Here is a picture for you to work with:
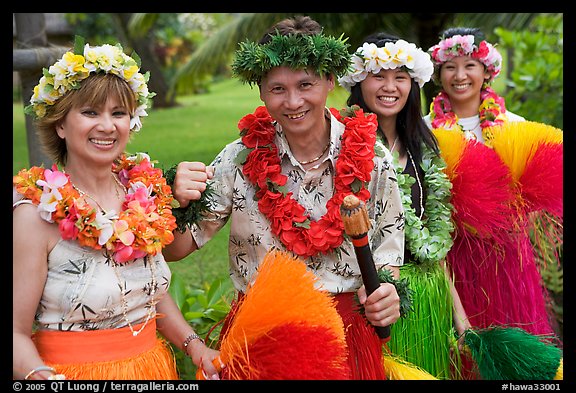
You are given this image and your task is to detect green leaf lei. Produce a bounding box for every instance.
[377,268,414,317]
[391,143,455,265]
[164,164,215,233]
[356,268,414,318]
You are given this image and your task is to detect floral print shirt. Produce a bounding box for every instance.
[192,109,405,294]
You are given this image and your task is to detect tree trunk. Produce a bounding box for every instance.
[114,13,175,108]
[14,13,54,168]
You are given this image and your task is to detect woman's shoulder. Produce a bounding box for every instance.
[13,199,57,244]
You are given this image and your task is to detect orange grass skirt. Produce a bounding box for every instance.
[33,319,178,380]
[219,291,385,380]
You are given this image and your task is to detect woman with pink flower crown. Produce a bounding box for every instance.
[13,37,220,380]
[423,27,525,140]
[423,27,563,378]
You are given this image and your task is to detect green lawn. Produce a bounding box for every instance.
[13,77,349,289]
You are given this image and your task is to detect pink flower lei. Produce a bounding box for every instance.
[429,86,508,141]
[13,153,177,264]
[237,105,377,258]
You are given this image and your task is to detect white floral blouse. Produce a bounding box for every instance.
[192,109,405,294]
[10,195,172,332]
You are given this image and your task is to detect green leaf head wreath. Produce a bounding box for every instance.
[231,32,352,85]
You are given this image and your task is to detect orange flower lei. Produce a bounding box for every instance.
[238,105,377,258]
[13,153,176,264]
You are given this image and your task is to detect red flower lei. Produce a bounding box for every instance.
[13,153,177,264]
[238,105,377,258]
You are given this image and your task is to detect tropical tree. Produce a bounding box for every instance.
[496,13,563,128]
[64,13,231,108]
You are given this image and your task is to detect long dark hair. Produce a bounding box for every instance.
[346,32,440,163]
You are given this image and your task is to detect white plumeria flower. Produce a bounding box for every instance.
[84,44,116,73]
[95,209,119,245]
[35,169,69,222]
[361,43,381,73]
[31,77,60,105]
[338,54,369,91]
[37,188,63,222]
[130,104,148,132]
[338,39,434,90]
[128,72,149,95]
[391,40,415,69]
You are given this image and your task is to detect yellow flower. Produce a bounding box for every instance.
[123,65,139,81]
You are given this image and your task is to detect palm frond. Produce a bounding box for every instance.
[127,13,160,38]
[171,13,293,95]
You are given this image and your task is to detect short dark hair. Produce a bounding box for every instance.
[259,15,322,44]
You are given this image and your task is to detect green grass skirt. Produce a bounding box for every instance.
[387,262,463,379]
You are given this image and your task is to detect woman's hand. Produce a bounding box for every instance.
[187,340,222,380]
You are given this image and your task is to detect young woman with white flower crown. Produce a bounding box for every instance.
[423,27,563,378]
[340,32,470,379]
[165,16,406,380]
[13,38,220,380]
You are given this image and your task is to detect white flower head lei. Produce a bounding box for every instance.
[338,39,434,91]
[428,34,502,82]
[25,36,156,132]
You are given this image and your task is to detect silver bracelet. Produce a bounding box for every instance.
[24,366,56,380]
[183,333,204,351]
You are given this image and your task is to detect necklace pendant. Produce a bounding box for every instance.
[132,331,139,337]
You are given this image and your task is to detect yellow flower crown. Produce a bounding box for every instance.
[24,36,155,132]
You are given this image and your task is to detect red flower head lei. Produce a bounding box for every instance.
[13,153,177,264]
[236,105,377,258]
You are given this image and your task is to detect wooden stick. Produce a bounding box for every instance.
[340,194,391,341]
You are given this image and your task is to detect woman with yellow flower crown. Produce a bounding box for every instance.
[12,37,220,380]
[423,27,563,378]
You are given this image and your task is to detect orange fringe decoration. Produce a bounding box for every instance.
[35,321,178,380]
[47,337,178,380]
[216,250,350,379]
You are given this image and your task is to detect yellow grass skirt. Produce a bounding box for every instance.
[33,319,178,380]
